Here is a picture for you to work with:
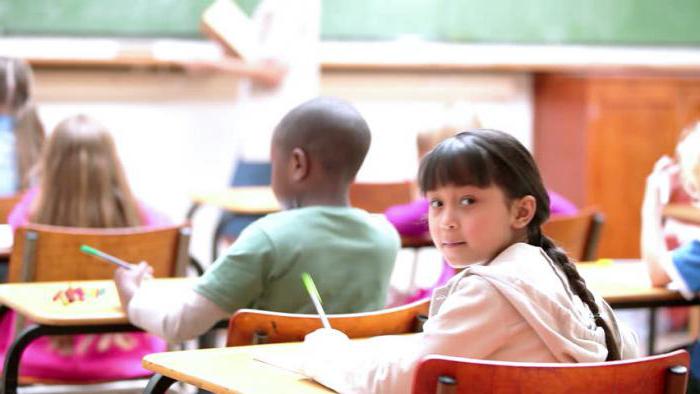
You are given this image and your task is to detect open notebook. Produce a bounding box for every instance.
[200,0,258,61]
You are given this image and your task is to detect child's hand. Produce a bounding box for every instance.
[298,328,352,389]
[644,156,680,210]
[251,59,287,88]
[304,328,349,348]
[114,262,153,310]
[300,328,349,376]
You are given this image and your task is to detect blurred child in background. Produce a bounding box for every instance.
[0,57,44,196]
[1,114,168,381]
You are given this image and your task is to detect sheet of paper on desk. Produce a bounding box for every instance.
[0,224,12,249]
[252,349,304,375]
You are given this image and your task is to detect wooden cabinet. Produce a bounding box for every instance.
[535,74,699,258]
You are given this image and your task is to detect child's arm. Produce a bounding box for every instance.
[114,262,153,308]
[128,285,229,343]
[114,264,230,343]
[641,156,678,286]
[180,57,287,88]
[300,278,514,393]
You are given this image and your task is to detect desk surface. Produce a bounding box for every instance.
[0,278,193,326]
[577,260,679,307]
[143,342,331,394]
[192,186,280,215]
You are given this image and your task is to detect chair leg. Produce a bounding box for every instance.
[2,323,140,394]
[185,202,202,222]
[666,365,689,394]
[253,330,268,345]
[436,375,457,394]
[144,373,176,394]
[689,307,700,340]
[2,324,50,394]
[211,215,233,262]
[407,248,421,293]
[413,314,428,333]
[649,307,658,355]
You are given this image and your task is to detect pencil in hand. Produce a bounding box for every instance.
[301,272,331,329]
[79,245,133,270]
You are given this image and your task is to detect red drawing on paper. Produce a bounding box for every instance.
[52,286,105,305]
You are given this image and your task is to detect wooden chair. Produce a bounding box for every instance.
[349,181,414,213]
[0,194,21,224]
[227,297,429,346]
[2,223,192,388]
[8,223,191,283]
[542,207,604,261]
[412,349,690,394]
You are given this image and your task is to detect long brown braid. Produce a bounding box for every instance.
[419,129,620,361]
[530,227,621,360]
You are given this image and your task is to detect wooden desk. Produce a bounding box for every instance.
[0,278,198,394]
[579,260,695,355]
[143,343,331,394]
[186,187,280,261]
[577,260,687,309]
[188,186,433,250]
[189,187,280,217]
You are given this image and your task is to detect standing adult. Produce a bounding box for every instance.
[200,0,321,252]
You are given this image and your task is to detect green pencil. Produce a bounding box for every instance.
[80,245,133,270]
[301,272,330,329]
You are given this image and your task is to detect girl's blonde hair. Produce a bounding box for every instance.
[416,109,481,159]
[677,123,700,200]
[31,115,142,228]
[0,57,45,190]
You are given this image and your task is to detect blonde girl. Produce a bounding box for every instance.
[2,115,168,381]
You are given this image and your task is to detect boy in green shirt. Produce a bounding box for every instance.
[115,97,400,342]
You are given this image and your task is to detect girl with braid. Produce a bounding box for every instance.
[295,129,639,393]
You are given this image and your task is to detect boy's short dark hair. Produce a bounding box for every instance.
[273,96,371,183]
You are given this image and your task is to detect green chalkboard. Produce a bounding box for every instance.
[2,0,700,45]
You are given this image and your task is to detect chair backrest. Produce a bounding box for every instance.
[8,223,191,282]
[412,350,690,394]
[227,297,429,346]
[542,207,604,261]
[0,194,21,224]
[349,181,414,213]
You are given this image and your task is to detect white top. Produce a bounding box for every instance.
[299,243,639,394]
[128,283,229,344]
[234,0,321,162]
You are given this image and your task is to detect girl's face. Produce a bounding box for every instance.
[426,183,529,268]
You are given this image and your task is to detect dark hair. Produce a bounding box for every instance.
[418,129,620,361]
[273,96,370,184]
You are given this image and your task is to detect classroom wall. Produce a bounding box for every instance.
[31,68,531,263]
